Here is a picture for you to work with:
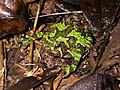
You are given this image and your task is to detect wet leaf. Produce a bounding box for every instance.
[0,0,28,37]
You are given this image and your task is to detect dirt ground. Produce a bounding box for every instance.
[0,0,119,90]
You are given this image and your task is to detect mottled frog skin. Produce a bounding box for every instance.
[0,0,28,38]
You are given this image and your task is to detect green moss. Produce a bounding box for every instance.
[53,22,69,31]
[19,21,93,76]
[41,22,93,76]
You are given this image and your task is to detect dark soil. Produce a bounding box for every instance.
[0,0,119,90]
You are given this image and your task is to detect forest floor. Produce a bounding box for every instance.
[0,0,119,90]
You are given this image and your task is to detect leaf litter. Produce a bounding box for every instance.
[1,0,120,90]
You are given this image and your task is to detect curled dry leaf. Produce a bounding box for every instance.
[0,0,28,38]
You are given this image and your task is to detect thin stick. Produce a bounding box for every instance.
[29,0,44,69]
[32,2,41,32]
[0,40,4,90]
[29,11,83,19]
[35,24,45,34]
[3,42,7,89]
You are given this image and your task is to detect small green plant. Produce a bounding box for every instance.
[41,22,93,76]
[19,32,43,46]
[19,22,93,76]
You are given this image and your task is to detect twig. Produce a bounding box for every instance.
[29,11,83,19]
[29,41,34,69]
[15,63,27,72]
[0,40,4,90]
[53,72,63,90]
[29,1,42,69]
[3,42,7,89]
[35,24,45,34]
[32,2,41,32]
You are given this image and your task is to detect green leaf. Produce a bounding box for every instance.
[53,23,69,31]
[37,32,43,38]
[65,65,71,76]
[76,36,92,47]
[67,30,81,39]
[87,37,92,41]
[84,29,89,33]
[45,36,54,44]
[67,50,81,62]
[56,36,69,42]
[22,40,30,45]
[19,38,24,41]
[29,36,35,41]
[49,30,56,37]
[56,36,69,47]
[71,64,77,71]
[76,36,86,47]
[73,25,79,30]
